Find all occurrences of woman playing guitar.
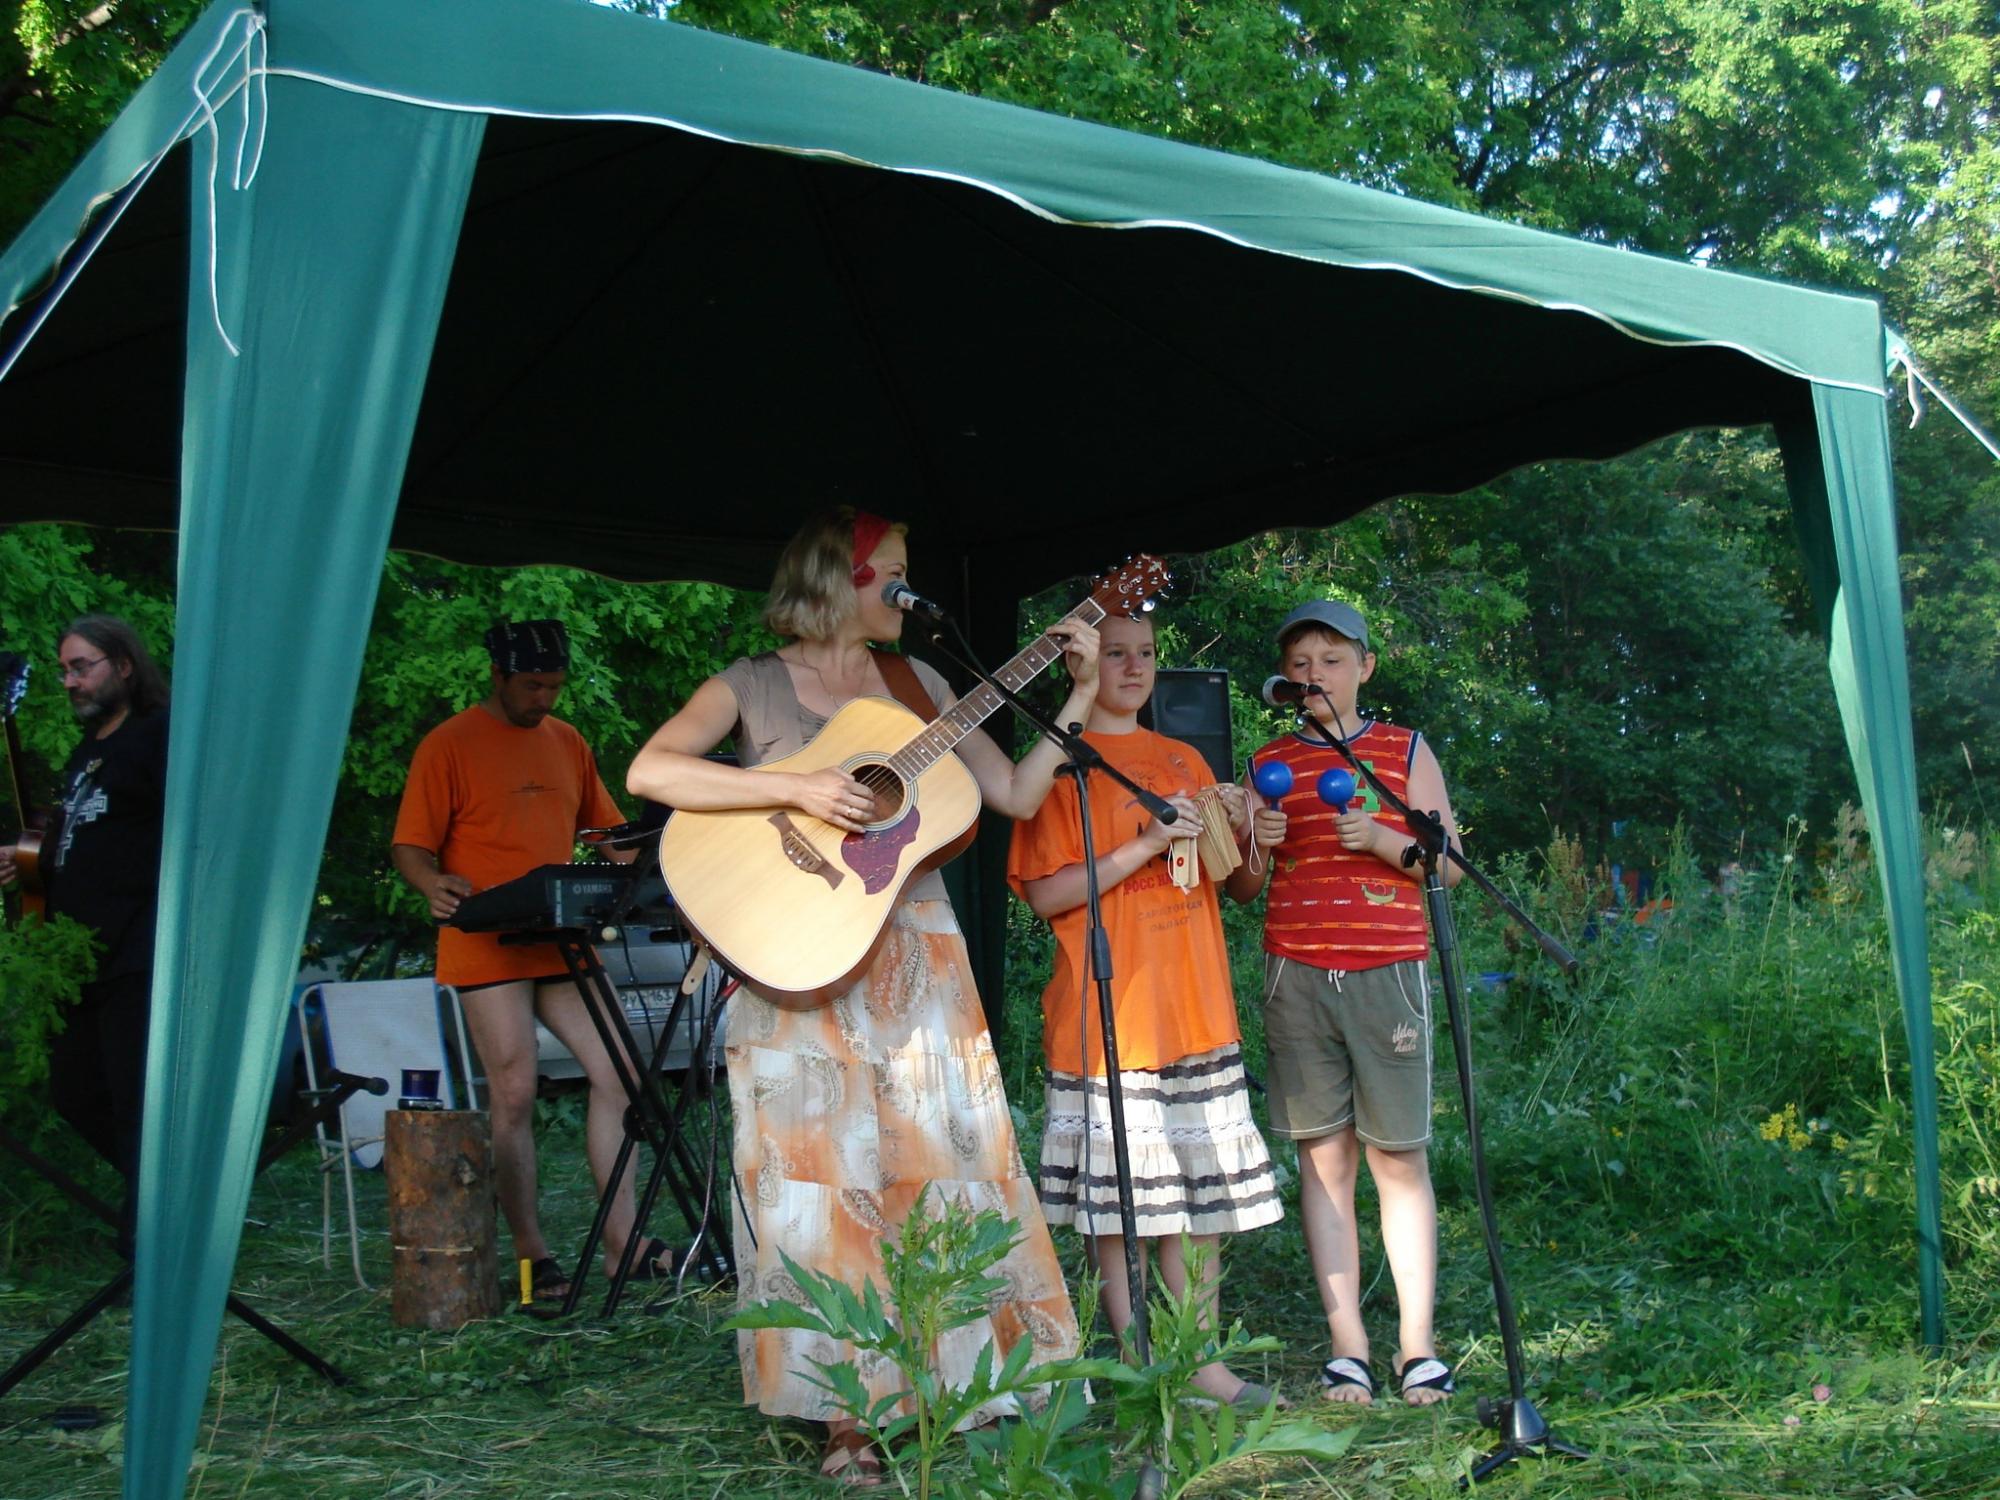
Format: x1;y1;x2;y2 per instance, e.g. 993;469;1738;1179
626;508;1100;1488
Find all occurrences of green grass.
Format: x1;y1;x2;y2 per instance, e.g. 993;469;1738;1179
4;1147;1996;1499
4;821;1999;1496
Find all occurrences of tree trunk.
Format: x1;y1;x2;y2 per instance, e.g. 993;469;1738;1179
384;1110;500;1330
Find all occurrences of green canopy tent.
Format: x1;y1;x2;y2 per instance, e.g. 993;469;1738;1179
0;0;1937;1494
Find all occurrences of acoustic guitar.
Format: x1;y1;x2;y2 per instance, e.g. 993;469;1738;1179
657;555;1170;1008
2;654;53;922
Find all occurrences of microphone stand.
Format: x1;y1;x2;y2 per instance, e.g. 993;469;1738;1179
1286;693;1587;1485
915;614;1178;1376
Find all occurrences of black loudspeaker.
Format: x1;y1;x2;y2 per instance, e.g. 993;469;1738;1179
1141;668;1234;784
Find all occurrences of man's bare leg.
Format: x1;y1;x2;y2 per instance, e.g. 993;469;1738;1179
533;979;644;1271
457;981;555;1273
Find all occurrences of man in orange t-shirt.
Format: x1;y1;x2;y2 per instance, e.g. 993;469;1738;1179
391;619;646;1302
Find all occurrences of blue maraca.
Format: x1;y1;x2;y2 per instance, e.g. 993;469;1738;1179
1251;760;1294;799
1316;767;1357;809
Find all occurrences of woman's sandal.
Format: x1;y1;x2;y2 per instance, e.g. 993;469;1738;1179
527;1256;572;1305
1318;1356;1375;1405
819;1429;885;1489
1396;1355;1456;1405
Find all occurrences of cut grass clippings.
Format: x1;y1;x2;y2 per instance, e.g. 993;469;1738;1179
3;1123;1996;1499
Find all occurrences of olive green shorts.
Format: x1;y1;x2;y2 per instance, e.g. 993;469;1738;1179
1260;955;1434;1148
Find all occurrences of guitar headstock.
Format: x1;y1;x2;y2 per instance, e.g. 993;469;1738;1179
0;654;27;722
1088;554;1172;620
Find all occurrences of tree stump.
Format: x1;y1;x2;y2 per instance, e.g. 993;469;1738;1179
384;1109;499;1329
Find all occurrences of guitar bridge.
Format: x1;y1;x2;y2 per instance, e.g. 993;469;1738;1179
767;812;843;890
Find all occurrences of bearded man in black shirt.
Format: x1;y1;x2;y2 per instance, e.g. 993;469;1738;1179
1;614;170;1254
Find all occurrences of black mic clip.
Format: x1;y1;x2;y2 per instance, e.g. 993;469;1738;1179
882;581;950;622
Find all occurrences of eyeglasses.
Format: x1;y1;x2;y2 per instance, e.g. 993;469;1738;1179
57;655;109;683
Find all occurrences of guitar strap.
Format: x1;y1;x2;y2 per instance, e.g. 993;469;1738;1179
869;649;978;863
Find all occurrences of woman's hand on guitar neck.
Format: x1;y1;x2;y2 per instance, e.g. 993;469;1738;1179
791;766;878;834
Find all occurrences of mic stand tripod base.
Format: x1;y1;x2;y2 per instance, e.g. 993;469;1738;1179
1463;1394;1589;1486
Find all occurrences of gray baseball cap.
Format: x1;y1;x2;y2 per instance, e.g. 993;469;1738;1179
1274;600;1369;650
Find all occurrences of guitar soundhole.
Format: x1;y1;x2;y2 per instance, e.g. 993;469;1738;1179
851;762;907;825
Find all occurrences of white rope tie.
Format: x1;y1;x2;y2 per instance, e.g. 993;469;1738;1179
188;8;269;357
1890;341;2000;464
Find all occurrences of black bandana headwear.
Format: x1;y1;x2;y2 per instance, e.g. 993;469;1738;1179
484;619;571;674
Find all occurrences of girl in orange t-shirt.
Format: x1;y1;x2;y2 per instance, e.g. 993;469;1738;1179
1007;611;1283;1409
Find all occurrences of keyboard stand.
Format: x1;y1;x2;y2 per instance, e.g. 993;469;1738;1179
517;928;735;1317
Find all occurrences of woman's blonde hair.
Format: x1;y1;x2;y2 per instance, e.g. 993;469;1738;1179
763;506;908;642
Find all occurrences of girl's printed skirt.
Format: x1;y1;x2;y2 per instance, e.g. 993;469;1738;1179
1038;1044;1283;1238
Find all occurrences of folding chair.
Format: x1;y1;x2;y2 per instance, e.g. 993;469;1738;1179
296;979;475;1289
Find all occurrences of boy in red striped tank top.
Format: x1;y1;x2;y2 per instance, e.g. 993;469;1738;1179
1225;601;1463;1408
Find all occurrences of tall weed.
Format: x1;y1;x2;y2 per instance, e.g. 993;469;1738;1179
1454;815;2000;1355
725;1191;1351;1498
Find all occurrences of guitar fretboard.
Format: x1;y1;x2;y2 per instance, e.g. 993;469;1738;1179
2;658;32;823
887;600;1107;780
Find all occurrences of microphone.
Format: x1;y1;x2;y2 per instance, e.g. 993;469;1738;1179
1261;675;1321;707
882;580;949;622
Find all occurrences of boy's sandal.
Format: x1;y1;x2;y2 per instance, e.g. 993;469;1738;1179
819;1429;884;1489
527;1256;572;1304
1318;1356;1375;1404
1397;1356;1456;1404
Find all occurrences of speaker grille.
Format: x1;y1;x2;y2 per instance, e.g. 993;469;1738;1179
1139;669;1234;783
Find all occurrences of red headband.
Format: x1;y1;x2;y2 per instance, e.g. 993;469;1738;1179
850;510;893;586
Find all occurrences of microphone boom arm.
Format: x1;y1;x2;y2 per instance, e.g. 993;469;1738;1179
1292;702;1576;974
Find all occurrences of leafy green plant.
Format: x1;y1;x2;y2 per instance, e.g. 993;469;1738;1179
726;1191;1351;1498
0;911;98;1136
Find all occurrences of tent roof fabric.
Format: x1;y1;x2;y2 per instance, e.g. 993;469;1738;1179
1;0;1885;589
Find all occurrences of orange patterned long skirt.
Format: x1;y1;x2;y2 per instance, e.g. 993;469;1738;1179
727;899;1079;1423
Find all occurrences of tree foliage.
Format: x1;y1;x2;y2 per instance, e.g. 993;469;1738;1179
312;555;776;973
0;1;203;237
1;0;1996;929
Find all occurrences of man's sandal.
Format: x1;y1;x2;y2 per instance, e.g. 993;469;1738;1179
527;1257;572;1305
1318;1356;1375;1405
1397;1356;1456;1405
624;1237;687;1282
819;1429;885;1489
